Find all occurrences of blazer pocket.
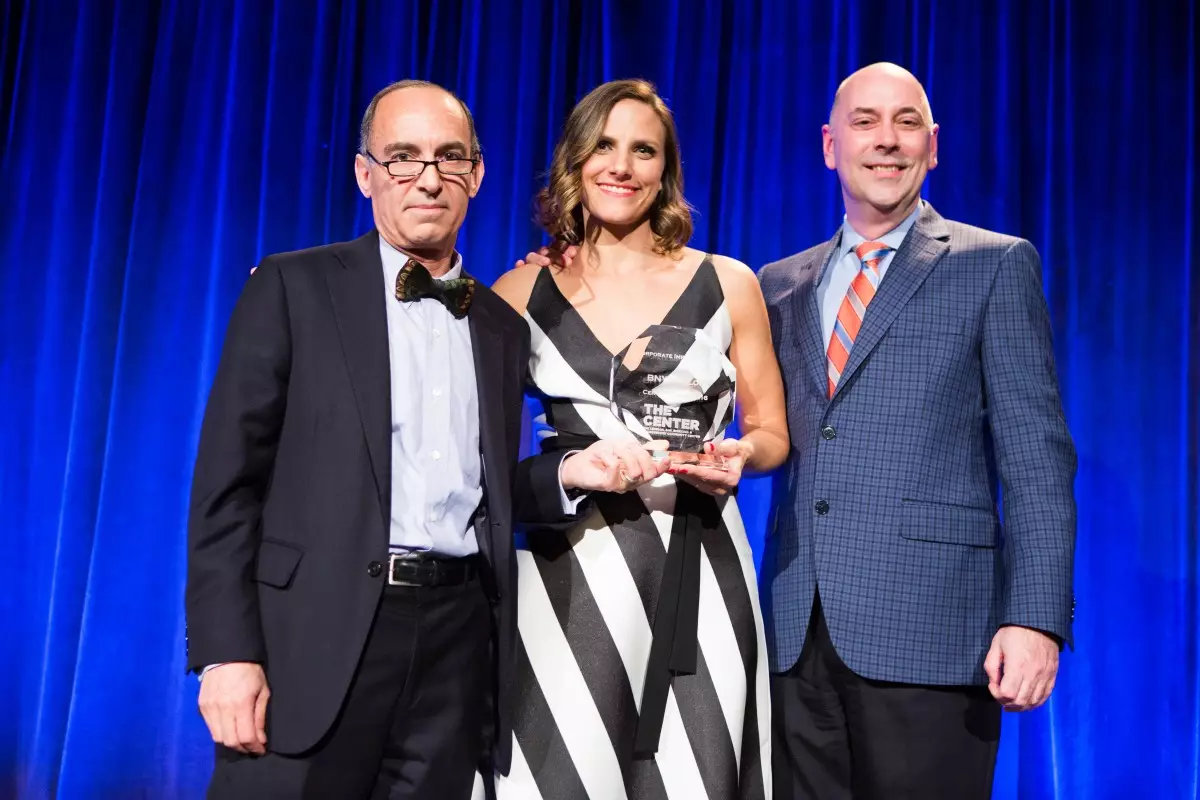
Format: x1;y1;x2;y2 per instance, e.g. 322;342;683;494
899;499;998;548
255;537;304;588
886;317;968;339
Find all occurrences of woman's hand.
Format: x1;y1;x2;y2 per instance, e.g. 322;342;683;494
670;439;752;496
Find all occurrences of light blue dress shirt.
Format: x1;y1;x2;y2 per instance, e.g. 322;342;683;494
379;238;481;556
816;201;924;348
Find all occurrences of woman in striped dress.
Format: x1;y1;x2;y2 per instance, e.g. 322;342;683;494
489;79;789;800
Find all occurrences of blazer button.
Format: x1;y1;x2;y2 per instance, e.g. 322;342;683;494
814;500;830;515
367;561;383;578
821;425;837;440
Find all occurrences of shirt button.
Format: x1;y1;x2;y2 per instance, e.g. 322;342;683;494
429;511;440;522
814;500;830;515
821;426;837;440
367;561;383;577
432;328;441;338
432;387;443;397
431;450;441;461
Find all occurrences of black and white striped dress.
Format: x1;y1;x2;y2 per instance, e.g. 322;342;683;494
496;259;771;800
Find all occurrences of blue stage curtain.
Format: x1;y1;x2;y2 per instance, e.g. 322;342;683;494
1;0;1195;797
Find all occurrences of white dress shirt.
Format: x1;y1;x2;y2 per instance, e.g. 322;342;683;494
379;238;482;556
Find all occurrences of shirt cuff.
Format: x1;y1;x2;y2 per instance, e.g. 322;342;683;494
198;663;227;682
558;451;589;515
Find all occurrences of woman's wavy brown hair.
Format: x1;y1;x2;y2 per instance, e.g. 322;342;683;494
536;79;693;255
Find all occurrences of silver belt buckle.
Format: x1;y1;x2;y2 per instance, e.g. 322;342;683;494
387;552;421;587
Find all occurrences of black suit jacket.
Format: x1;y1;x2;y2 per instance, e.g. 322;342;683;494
186;229;572;771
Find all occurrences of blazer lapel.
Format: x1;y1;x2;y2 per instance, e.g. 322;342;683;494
832;204;951;401
470;289;509;485
468;287;510;565
791;236;840;397
326;229;392;523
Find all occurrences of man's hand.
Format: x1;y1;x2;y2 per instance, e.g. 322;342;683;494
516;243;578;270
198;662;270;755
984;626;1060;712
561;439;670;494
671;439;751;497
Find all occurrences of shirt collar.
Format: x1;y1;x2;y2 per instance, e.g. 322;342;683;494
839;199;924;260
816;200;923;286
379;236;464;281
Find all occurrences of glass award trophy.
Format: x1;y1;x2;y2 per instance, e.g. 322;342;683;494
609;325;737;471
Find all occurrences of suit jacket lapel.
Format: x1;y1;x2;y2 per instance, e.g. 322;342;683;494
791;236;840;397
468;286;510;564
327;229;392;523
470;285;509;478
832;204;951;401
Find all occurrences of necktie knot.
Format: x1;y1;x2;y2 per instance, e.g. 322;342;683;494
854;241;891;271
394;259;476;319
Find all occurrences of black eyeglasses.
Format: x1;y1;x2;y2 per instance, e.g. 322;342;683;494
363;150;480;178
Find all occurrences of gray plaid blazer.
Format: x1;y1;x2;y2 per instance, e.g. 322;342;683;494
758;202;1077;683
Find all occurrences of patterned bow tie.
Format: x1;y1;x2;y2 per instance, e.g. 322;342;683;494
394;259;476;319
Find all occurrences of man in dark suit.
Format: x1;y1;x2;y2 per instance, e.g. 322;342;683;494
760;63;1077;799
185;80;661;798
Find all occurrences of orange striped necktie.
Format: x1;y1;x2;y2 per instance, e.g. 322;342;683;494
826;241;891;397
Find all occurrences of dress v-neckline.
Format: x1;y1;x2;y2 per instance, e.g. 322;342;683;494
544;255;715;360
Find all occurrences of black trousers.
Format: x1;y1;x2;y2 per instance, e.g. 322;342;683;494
209;576;491;800
772;592;1001;800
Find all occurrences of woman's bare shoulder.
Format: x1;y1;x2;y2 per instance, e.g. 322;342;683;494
707;252;761;307
491;262;546;316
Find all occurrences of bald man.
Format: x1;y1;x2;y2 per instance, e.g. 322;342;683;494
758;63;1076;799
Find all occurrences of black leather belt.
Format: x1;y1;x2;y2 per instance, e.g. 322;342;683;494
386;553;478;587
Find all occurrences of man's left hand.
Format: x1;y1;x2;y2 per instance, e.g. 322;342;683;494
984;625;1060;712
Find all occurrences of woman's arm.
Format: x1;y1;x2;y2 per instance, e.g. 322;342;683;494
714;254;790;474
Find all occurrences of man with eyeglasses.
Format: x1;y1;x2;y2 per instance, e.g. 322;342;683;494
185;79;651;798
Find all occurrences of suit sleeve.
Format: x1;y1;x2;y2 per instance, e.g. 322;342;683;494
185;258;291;672
981;239;1077;646
509;321;591;529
